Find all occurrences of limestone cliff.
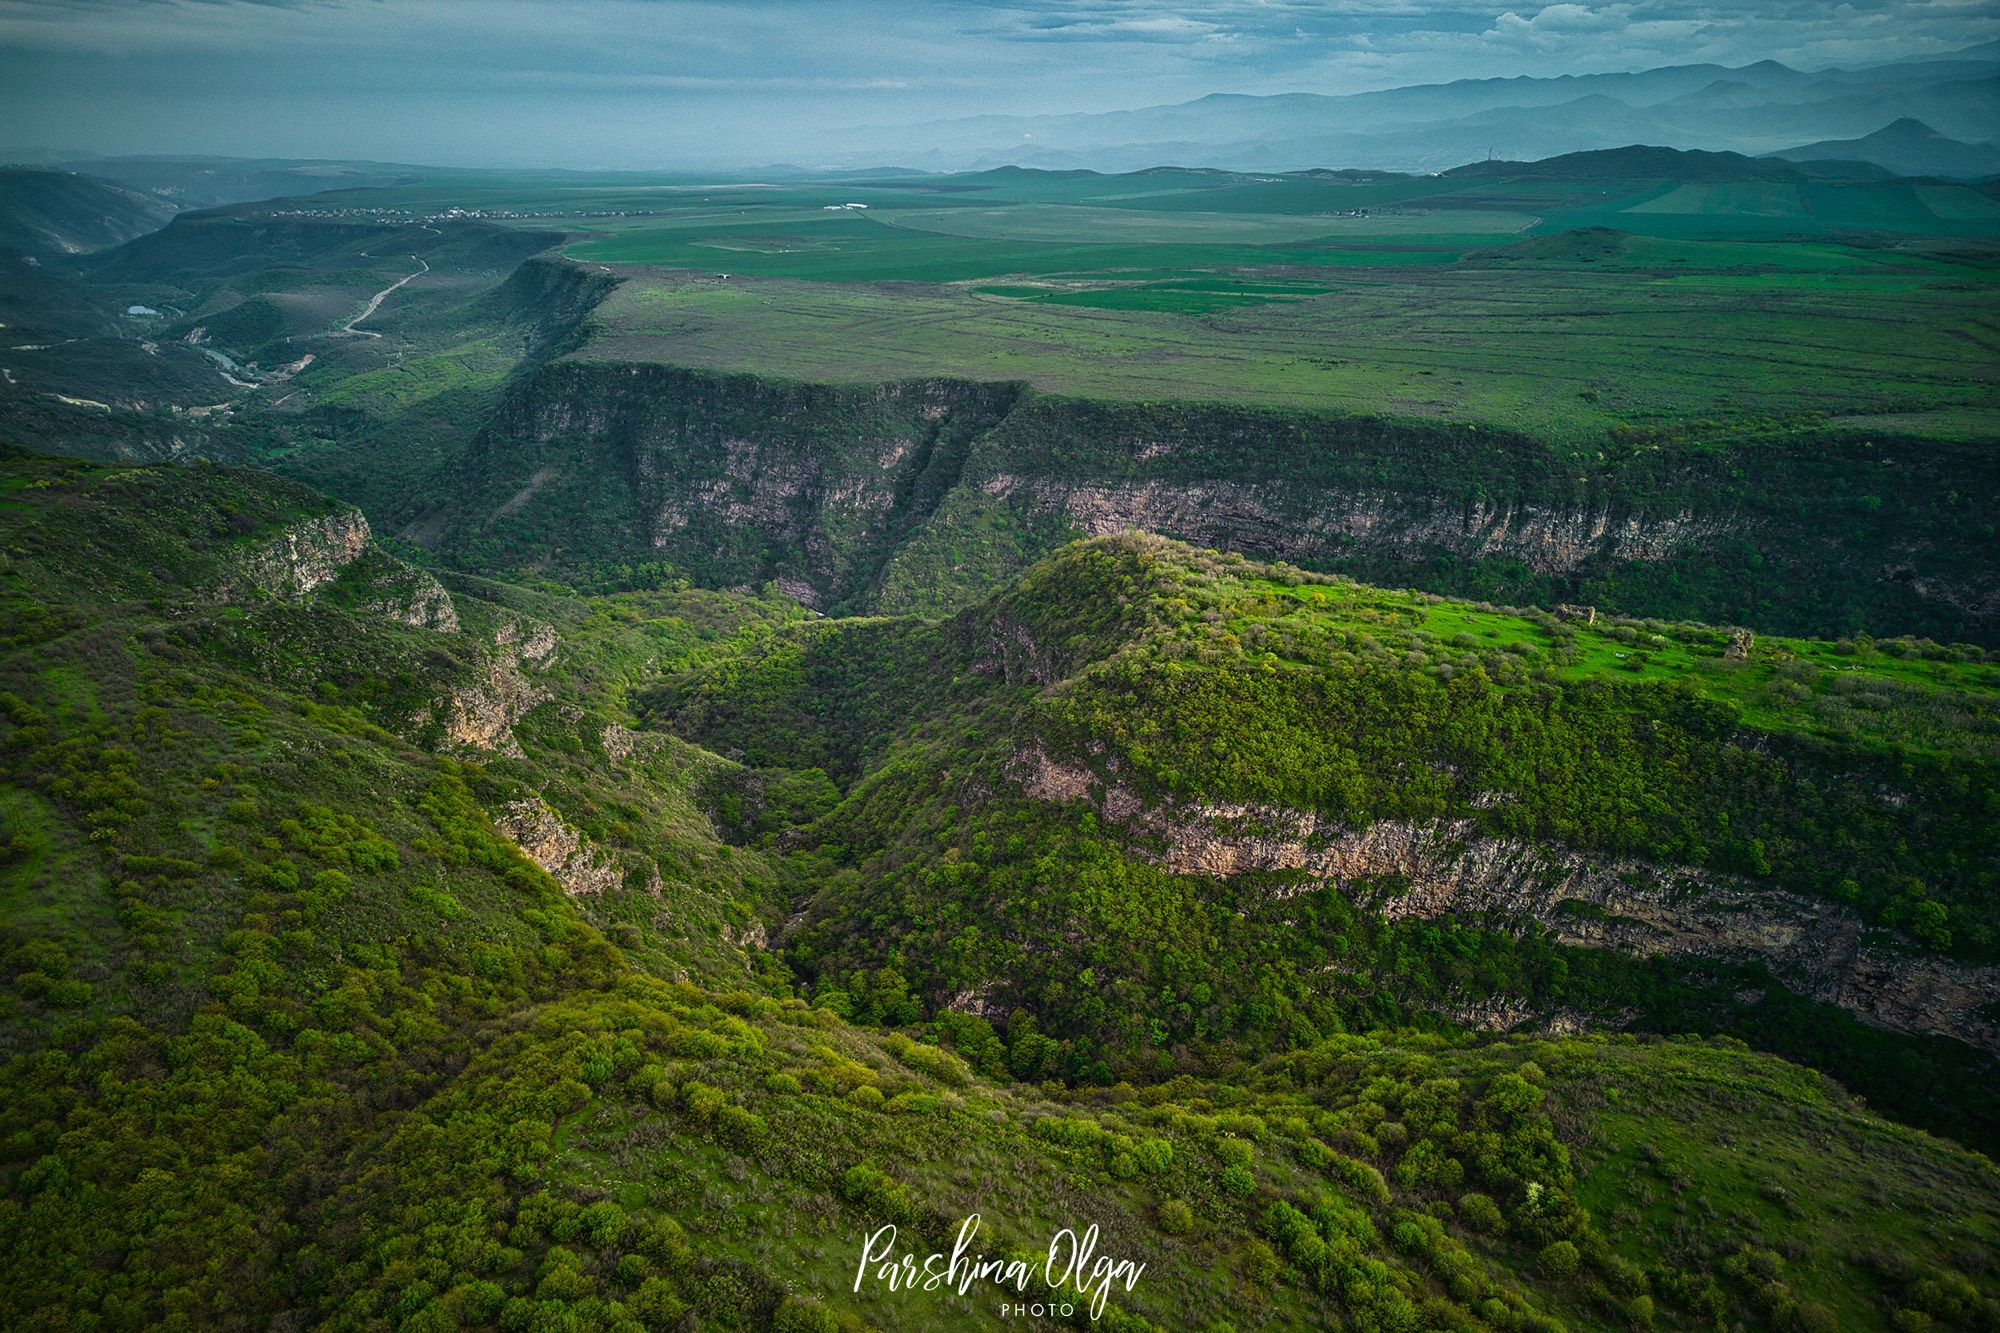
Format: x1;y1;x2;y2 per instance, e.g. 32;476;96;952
228;508;370;598
411;364;1021;613
220;508;462;636
432;618;556;757
1013;748;2000;1055
423;363;1999;643
981;473;1728;577
496;796;622;897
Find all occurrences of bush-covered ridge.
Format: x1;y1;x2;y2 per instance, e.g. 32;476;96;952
653;534;2000;1151
2;454;1998;1333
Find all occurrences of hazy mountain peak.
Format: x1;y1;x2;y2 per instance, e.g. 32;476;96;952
1770;115;2000;178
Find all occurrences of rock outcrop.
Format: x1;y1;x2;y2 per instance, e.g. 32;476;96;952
983;473;1728;578
228;508;370;598
1012;750;2000;1054
358;559;459;631
417;363;1999;640
496;797;621;896
434;619;558;756
425;364;1021;611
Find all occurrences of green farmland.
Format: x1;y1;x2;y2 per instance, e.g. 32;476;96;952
578;257;1999;447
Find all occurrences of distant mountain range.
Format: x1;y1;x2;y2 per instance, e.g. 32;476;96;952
790;43;2000;175
0;168;180;258
3;47;1995;219
1771;117;2000;179
0;154;419;211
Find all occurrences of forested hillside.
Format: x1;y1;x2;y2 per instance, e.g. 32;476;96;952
1;152;1997;1333
2;450;1996;1332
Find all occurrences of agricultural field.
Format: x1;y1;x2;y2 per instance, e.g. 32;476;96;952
2;144;2000;1333
239;160;1987;449
575;257;2000;446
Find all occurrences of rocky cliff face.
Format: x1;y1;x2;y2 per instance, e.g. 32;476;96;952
496;796;624;897
423;363;1998;642
416;364;1020;612
492;800;624;892
983;473;1728;577
431;618;555;757
1014;748;2000;1054
220;508;461;633
229;508;371;598
356;558;460;631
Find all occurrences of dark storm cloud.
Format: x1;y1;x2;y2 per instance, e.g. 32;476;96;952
1;0;1993;164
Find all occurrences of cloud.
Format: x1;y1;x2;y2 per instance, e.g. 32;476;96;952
0;0;1992;163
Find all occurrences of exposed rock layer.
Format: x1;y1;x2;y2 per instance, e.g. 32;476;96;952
434;362;2000;641
230;509;370;598
1012;749;2000;1055
987;473;1727;577
497;797;622;897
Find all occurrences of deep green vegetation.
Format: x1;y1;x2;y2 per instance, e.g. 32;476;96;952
653;534;2000;1152
0;151;1998;1331
1;451;1996;1333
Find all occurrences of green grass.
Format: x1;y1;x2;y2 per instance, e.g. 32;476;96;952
309;335;516;412
283;163;2000;246
1222;572;2000;762
565;217;1491;281
871;203;1538;244
575;259;2000;446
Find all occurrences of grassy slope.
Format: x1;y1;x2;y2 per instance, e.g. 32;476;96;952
576;256;2000;448
0;455;1996;1332
650;534;2000;1151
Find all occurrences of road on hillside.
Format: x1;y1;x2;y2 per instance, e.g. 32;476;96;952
338;256;430;338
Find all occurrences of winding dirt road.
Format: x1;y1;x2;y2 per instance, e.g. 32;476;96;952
339;256;430;337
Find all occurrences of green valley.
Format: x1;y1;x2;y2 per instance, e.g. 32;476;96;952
1;450;1998;1333
0;145;1997;1333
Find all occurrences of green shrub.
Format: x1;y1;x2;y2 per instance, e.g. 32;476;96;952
1603;1255;1649;1299
772;1296;841;1333
1331;1154;1392;1205
1157;1200;1194;1235
895;1041;970;1086
682;1080;727;1124
1216;1137;1254;1167
1456;1192;1505;1235
717;1104;767;1147
1540;1240;1581;1280
840;1164;914;1223
629;1277;686;1329
1240;1240;1282;1288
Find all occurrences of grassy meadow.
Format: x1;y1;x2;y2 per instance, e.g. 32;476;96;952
575;259;1999;447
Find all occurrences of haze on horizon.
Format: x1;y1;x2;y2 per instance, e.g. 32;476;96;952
2;0;1996;170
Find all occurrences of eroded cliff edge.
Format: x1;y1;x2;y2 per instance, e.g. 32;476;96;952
407;360;2000;643
1017;744;2000;1056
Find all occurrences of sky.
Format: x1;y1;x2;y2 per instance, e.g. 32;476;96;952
1;0;1995;167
